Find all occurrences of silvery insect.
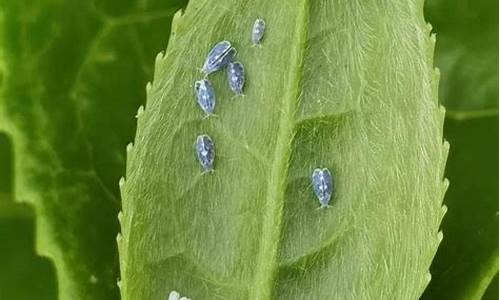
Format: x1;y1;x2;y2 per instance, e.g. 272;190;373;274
227;61;245;95
251;18;266;46
195;134;215;172
168;291;180;300
311;168;333;208
194;79;215;116
202;40;237;75
168;291;191;300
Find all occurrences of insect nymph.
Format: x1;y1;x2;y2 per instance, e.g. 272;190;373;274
311;168;333;208
226;61;245;96
251;18;266;46
195;134;215;172
202;41;237;75
194;79;215;116
168;291;191;300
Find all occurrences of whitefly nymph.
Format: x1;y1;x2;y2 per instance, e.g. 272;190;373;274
251;18;266;46
168;291;191;300
168;291;180;300
227;61;245;96
195;134;215;172
311;168;333;208
202;40;237;75
194;78;215;116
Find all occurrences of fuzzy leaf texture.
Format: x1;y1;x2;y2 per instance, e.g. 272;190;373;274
119;1;448;299
0;0;187;299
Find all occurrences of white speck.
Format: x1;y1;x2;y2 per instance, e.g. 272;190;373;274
226;62;245;96
169;291;191;300
89;275;98;284
251;18;266;46
311;168;334;208
168;291;180;300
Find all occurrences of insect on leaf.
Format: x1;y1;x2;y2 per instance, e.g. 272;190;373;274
119;1;448;299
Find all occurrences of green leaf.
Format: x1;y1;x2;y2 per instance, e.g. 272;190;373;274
421;0;499;299
0;0;186;299
425;0;498;114
0;202;58;300
422;117;499;300
119;1;448;299
0;133;12;201
482;273;499;300
0;132;57;300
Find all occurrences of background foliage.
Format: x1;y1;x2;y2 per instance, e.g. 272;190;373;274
0;0;497;299
422;0;499;299
0;0;187;298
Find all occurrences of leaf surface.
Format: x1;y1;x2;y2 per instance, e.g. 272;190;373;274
0;0;186;298
120;1;448;299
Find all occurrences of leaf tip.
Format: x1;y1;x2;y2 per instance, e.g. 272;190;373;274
438;105;446;119
126;142;134;153
170;9;185;38
135;105;144;118
425;271;432;284
119;176;125;188
116;232;124;258
430;32;437;45
441;204;448;219
443;177;450;189
437;231;444;244
155;51;165;64
442;140;450;162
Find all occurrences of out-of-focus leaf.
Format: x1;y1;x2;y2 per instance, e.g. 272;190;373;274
422;116;499;300
0;0;186;299
482;273;499;300
0;133;12;200
422;0;499;299
0;132;57;300
119;1;448;299
0;202;58;300
425;0;498;113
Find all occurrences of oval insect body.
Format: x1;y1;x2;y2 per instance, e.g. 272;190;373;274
195;134;215;172
311;168;333;208
227;61;245;95
202;41;236;75
168;291;180;300
251;18;266;46
219;47;237;68
194;79;215;116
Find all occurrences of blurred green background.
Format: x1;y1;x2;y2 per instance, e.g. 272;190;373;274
0;0;497;299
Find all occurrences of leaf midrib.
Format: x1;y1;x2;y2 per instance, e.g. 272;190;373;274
249;2;310;299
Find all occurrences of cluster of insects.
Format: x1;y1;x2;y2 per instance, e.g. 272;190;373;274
193;18;333;208
194;18;265;172
168;290;190;300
